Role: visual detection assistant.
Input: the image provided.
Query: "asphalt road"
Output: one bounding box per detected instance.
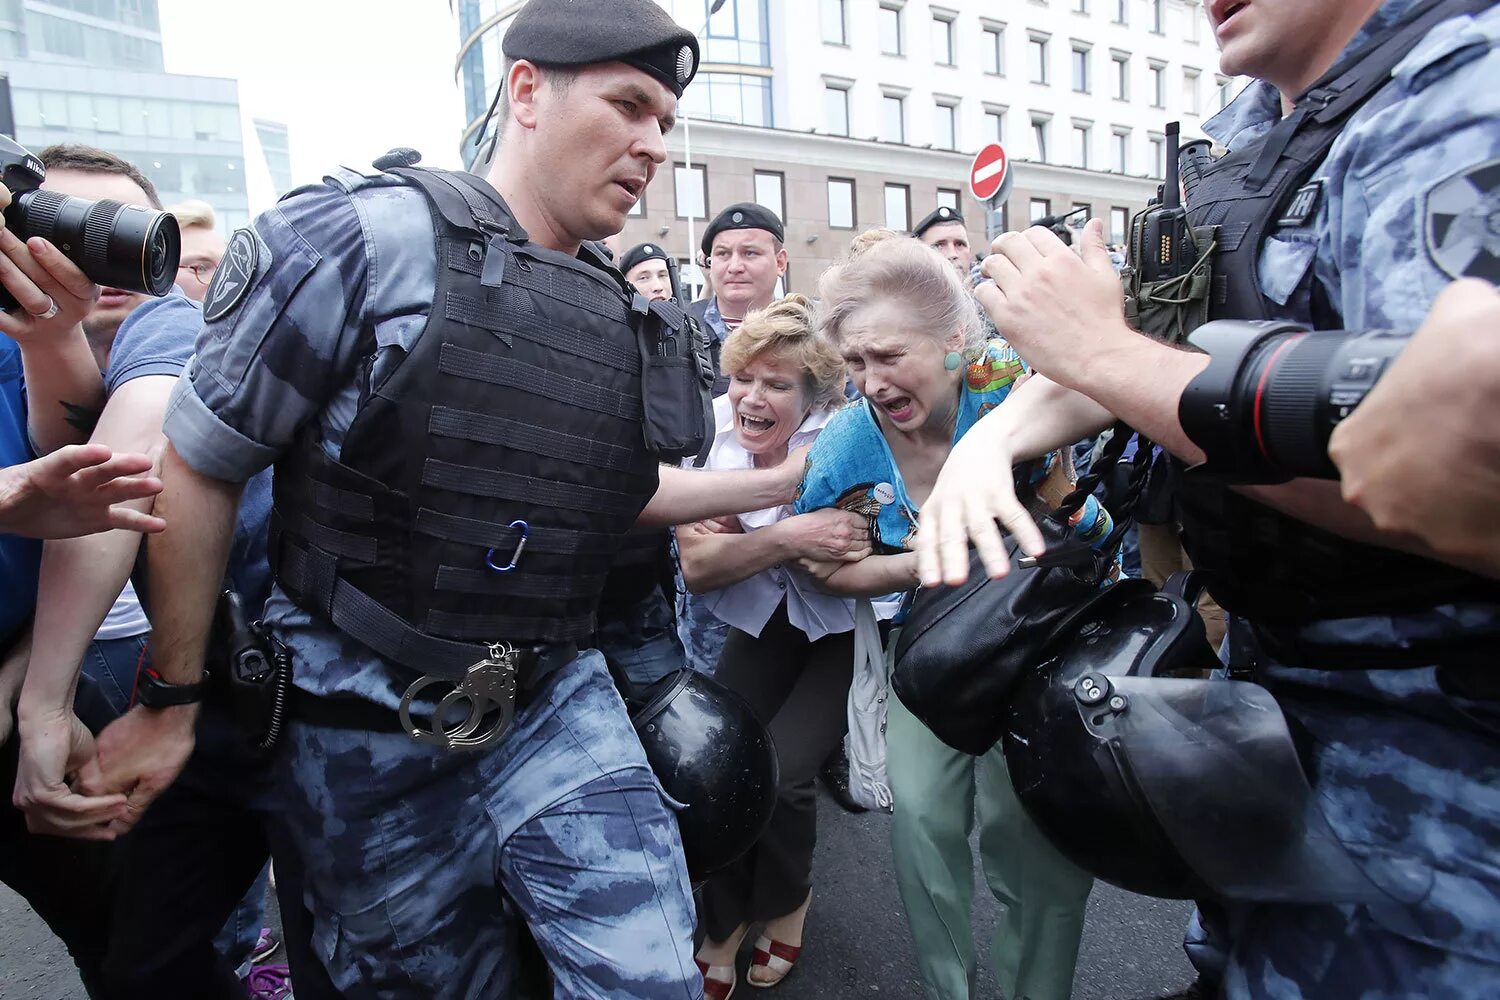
[0,784,1196,999]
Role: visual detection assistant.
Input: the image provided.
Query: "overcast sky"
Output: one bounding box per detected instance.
[157,0,469,211]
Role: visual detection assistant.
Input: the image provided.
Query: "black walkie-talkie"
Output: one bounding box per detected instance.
[665,254,686,305]
[1139,123,1197,284]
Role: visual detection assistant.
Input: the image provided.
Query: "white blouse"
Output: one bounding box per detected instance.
[681,395,855,642]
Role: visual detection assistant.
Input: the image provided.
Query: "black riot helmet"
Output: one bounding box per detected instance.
[1003,575,1413,906]
[626,667,779,881]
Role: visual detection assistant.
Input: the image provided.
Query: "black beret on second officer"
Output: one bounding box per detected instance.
[700,202,785,258]
[504,0,700,98]
[912,205,965,239]
[620,242,670,275]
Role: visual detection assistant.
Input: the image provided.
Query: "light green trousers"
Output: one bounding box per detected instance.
[888,695,1093,1000]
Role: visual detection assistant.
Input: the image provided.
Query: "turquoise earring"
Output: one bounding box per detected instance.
[943,351,964,371]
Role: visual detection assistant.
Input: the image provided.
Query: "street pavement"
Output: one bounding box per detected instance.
[0,783,1196,999]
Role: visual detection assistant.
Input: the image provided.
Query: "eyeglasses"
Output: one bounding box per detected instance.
[178,262,216,285]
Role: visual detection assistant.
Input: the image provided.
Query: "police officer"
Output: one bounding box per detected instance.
[72,1,808,995]
[916,0,1500,997]
[687,201,787,395]
[912,206,972,283]
[621,241,673,303]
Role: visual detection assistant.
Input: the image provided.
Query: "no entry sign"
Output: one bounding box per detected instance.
[970,144,1009,202]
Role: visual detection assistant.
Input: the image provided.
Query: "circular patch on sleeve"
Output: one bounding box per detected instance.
[203,228,261,322]
[1425,158,1500,281]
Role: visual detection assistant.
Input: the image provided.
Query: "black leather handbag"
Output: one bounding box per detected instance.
[892,426,1149,756]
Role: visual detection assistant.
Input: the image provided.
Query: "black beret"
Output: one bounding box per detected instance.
[912,205,966,239]
[503,0,700,98]
[620,242,670,274]
[700,202,785,258]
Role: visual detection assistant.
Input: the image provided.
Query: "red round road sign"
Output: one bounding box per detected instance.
[970,144,1008,202]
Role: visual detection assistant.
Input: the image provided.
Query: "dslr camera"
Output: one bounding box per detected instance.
[0,135,180,311]
[1179,319,1409,483]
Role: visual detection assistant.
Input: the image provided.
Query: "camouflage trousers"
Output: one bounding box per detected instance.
[275,650,702,999]
[1217,659,1500,999]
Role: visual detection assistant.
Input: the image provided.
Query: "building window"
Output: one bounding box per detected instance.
[984,106,1006,143]
[1110,206,1129,245]
[754,170,785,222]
[627,190,646,216]
[932,14,955,65]
[821,0,846,44]
[824,83,850,136]
[1073,0,1088,13]
[1185,5,1201,42]
[1183,67,1201,115]
[1029,33,1050,84]
[882,93,906,143]
[1217,75,1234,110]
[1114,0,1128,24]
[879,4,903,56]
[1111,128,1130,172]
[937,188,961,212]
[1149,62,1166,108]
[983,24,1005,74]
[1072,44,1091,93]
[1072,203,1093,223]
[675,162,707,219]
[934,101,957,150]
[1112,52,1130,100]
[1030,198,1053,222]
[1072,122,1092,169]
[1149,132,1165,178]
[828,177,856,228]
[1031,114,1051,163]
[1152,0,1164,33]
[885,183,911,231]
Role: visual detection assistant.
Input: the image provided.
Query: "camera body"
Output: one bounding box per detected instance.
[1179,319,1408,483]
[0,136,181,311]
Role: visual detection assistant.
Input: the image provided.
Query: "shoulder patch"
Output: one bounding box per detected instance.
[1425,158,1500,281]
[203,228,262,322]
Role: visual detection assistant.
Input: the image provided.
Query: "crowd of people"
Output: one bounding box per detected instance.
[0,0,1497,999]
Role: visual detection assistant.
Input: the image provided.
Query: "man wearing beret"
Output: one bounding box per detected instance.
[912,205,974,283]
[621,241,674,303]
[687,201,788,397]
[72,0,814,995]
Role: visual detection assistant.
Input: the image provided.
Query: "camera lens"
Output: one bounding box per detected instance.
[10,189,181,296]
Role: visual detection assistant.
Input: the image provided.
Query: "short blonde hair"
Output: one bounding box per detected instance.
[166,199,216,231]
[847,227,902,260]
[816,238,984,359]
[721,294,847,411]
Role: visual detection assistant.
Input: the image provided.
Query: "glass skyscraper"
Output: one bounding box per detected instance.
[2,0,251,232]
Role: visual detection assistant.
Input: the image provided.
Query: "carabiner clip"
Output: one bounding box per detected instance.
[485,520,529,573]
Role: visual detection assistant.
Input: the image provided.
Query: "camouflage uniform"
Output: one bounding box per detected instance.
[163,171,699,999]
[1193,3,1500,997]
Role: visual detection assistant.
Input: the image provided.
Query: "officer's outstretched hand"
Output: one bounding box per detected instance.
[1330,279,1500,578]
[75,703,197,837]
[0,444,166,538]
[976,219,1131,386]
[915,415,1046,588]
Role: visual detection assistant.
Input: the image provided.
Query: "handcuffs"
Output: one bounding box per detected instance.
[398,642,519,752]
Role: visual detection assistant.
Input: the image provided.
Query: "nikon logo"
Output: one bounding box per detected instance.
[25,156,43,176]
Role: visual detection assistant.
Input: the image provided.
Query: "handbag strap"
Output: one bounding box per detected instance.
[1049,422,1156,554]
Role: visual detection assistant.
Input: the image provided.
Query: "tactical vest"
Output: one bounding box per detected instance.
[271,168,672,679]
[1174,0,1500,625]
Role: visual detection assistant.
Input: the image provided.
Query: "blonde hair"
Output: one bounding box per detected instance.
[847,227,903,260]
[816,238,984,359]
[721,293,847,411]
[166,199,216,231]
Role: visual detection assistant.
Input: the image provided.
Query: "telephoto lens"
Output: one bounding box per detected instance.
[1179,319,1408,483]
[0,136,180,311]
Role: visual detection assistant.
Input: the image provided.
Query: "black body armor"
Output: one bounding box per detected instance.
[270,167,708,679]
[1172,0,1500,625]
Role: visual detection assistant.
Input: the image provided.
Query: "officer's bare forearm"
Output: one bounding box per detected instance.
[146,445,243,684]
[20,337,104,453]
[637,464,798,528]
[678,520,797,593]
[816,554,919,598]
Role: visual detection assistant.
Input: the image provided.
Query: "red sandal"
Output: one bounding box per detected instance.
[747,934,801,988]
[695,957,737,1000]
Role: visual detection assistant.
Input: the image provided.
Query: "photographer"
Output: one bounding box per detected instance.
[916,0,1500,997]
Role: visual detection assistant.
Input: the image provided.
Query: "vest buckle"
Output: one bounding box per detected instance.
[398,642,519,752]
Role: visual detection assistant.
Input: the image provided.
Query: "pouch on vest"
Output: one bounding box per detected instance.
[637,295,714,465]
[1123,133,1218,346]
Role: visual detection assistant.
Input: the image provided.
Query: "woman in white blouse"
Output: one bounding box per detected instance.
[678,295,870,998]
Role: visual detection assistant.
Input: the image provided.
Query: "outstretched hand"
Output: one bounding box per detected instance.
[0,443,165,538]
